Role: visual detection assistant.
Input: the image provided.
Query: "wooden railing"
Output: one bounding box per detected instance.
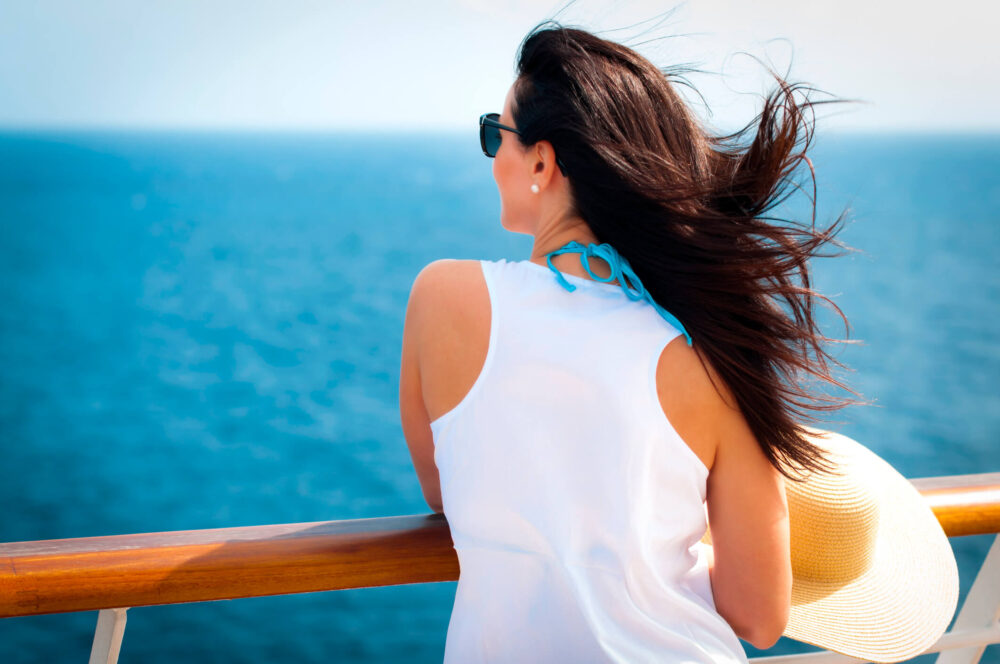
[0,514,459,619]
[2,473,998,664]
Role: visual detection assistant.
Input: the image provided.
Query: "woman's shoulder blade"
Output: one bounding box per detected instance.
[413,259,493,424]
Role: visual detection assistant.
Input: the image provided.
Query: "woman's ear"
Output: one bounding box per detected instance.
[531,140,561,182]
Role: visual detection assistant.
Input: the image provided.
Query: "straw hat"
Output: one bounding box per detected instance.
[703,427,958,662]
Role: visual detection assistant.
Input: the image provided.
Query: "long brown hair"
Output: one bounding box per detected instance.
[512,21,869,479]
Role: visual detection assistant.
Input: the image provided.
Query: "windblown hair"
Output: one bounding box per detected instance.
[512,21,867,479]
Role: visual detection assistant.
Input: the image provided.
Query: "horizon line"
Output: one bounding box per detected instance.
[2,124,999,137]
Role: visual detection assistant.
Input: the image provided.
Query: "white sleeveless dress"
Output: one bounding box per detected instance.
[430,258,748,663]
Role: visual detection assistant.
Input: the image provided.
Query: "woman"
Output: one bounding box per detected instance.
[399,21,859,663]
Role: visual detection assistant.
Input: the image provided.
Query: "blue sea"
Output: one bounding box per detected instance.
[0,130,997,663]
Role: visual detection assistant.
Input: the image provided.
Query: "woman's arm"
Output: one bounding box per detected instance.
[399,263,445,514]
[704,381,792,649]
[657,339,791,649]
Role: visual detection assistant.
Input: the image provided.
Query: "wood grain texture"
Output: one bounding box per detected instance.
[913,473,1000,537]
[0,514,459,618]
[1,475,997,619]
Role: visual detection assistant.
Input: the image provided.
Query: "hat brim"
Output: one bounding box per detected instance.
[783,429,959,662]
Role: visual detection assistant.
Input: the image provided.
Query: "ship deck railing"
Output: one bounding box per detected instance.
[2,473,998,664]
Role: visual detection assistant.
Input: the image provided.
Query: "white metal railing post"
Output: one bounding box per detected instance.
[937,534,1000,664]
[88,607,128,664]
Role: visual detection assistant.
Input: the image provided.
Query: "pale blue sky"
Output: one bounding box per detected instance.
[1,0,996,132]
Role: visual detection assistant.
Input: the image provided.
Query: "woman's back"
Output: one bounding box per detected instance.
[430,258,747,663]
[395,16,873,658]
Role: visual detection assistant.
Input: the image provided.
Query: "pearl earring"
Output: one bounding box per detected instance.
[530,184,540,194]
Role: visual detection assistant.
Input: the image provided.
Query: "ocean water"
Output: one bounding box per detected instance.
[0,130,997,663]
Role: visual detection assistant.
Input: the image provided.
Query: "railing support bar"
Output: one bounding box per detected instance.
[88,607,128,664]
[749,623,1000,663]
[937,534,1000,664]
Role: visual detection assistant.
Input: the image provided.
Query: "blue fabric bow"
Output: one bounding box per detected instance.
[544,240,693,346]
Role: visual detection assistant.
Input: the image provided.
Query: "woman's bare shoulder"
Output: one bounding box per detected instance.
[412,259,484,300]
[655,338,744,472]
[408,259,490,422]
[408,259,487,323]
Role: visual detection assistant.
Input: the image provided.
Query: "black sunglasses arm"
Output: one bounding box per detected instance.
[479,113,567,175]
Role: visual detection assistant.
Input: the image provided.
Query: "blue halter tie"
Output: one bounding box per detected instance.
[544,240,693,346]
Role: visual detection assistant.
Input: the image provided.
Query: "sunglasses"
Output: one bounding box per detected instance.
[479,113,518,158]
[479,112,567,175]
